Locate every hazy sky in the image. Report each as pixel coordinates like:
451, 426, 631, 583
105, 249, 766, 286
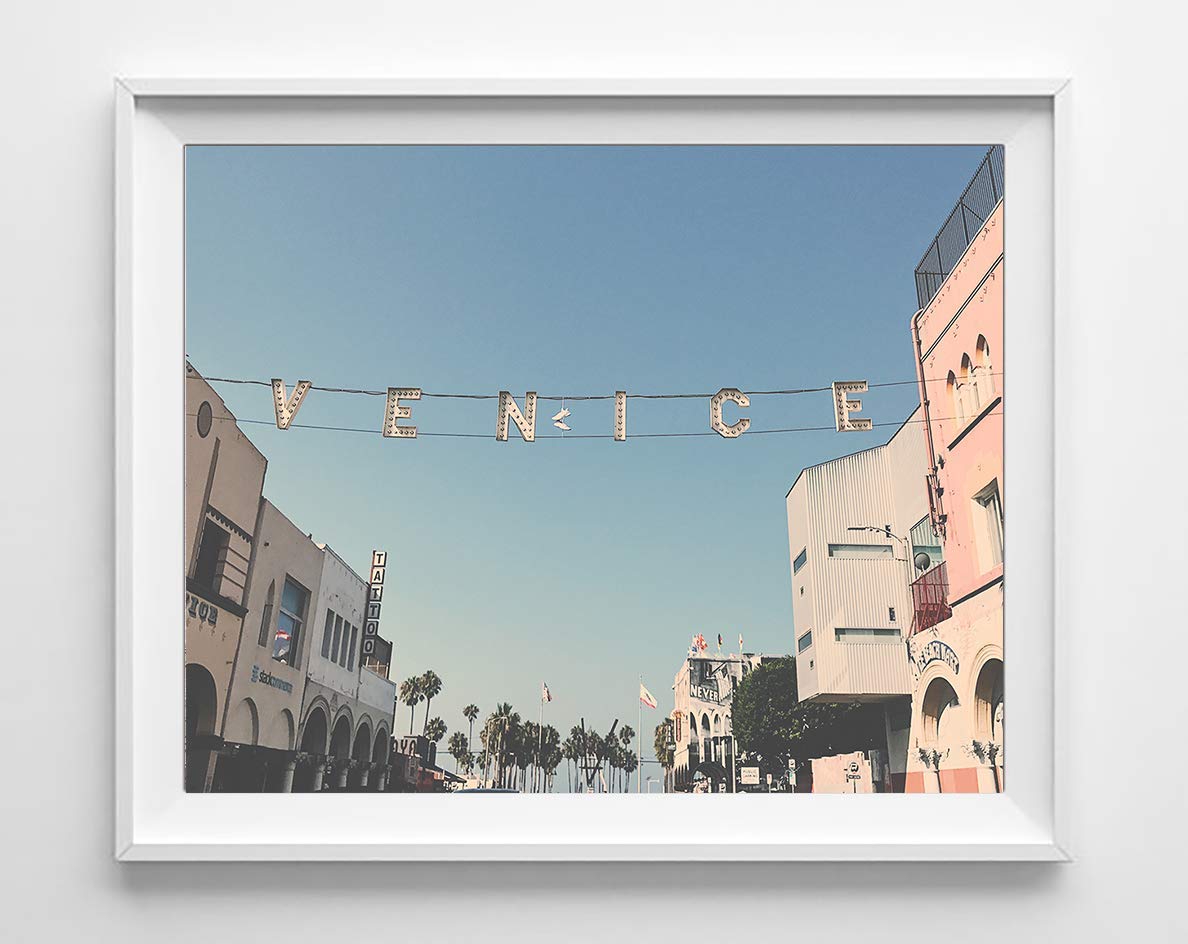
185, 143, 986, 785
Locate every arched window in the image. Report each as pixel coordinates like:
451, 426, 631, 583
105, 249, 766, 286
946, 370, 964, 426
921, 677, 959, 744
961, 352, 981, 417
974, 335, 996, 403
974, 659, 1004, 742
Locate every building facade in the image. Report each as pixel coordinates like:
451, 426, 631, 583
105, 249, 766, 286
904, 146, 1005, 793
214, 498, 325, 791
296, 544, 396, 792
184, 367, 268, 792
785, 410, 942, 791
670, 650, 769, 792
185, 363, 399, 793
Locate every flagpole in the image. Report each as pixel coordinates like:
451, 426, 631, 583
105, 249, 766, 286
637, 674, 642, 794
538, 683, 544, 795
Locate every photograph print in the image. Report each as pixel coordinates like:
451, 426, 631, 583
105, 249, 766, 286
183, 143, 1004, 795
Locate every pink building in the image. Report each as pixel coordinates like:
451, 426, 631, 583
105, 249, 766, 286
904, 147, 1005, 793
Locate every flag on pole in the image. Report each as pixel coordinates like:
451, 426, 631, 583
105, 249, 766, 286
717, 633, 723, 652
542, 682, 553, 703
639, 682, 658, 709
739, 633, 744, 653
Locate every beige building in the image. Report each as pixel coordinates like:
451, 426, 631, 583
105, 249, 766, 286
785, 409, 942, 791
184, 366, 268, 792
214, 499, 325, 791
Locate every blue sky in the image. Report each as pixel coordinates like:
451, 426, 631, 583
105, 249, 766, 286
185, 144, 986, 785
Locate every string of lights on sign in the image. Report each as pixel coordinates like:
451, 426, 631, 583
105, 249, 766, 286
191, 369, 1003, 441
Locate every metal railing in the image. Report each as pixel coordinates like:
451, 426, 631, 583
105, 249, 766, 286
910, 561, 953, 635
914, 145, 1005, 309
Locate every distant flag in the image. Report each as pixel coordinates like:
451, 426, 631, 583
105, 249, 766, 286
739, 633, 744, 654
542, 682, 553, 703
640, 682, 658, 709
717, 633, 723, 652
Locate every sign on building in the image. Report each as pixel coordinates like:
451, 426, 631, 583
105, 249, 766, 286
362, 550, 386, 659
740, 766, 760, 785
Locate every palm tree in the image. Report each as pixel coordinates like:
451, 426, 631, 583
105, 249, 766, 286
419, 670, 443, 735
483, 703, 521, 790
463, 704, 480, 752
447, 731, 469, 772
399, 676, 423, 735
425, 716, 447, 744
618, 725, 636, 792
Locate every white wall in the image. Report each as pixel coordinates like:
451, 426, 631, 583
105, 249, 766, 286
3, 2, 1185, 941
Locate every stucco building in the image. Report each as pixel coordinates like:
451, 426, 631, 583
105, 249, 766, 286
184, 366, 269, 792
904, 145, 1005, 793
670, 650, 774, 792
785, 410, 943, 791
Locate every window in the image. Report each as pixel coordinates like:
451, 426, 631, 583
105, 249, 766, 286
273, 577, 308, 667
827, 543, 893, 559
321, 609, 335, 659
797, 630, 813, 653
888, 606, 896, 623
961, 352, 981, 416
330, 614, 343, 664
947, 370, 964, 426
257, 580, 275, 647
975, 480, 1004, 568
192, 520, 230, 594
834, 627, 901, 643
793, 547, 807, 574
974, 335, 996, 403
346, 624, 358, 670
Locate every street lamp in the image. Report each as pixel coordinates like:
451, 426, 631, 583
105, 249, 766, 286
847, 524, 918, 623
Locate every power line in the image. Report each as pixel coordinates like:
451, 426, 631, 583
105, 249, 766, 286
192, 372, 1001, 401
188, 410, 1001, 440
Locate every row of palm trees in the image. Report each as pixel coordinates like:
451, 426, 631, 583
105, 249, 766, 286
397, 679, 649, 792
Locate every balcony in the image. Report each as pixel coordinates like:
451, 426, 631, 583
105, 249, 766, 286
910, 561, 953, 636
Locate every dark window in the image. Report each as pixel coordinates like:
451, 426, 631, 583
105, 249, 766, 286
257, 580, 275, 647
797, 631, 813, 653
330, 614, 343, 663
321, 609, 335, 659
196, 400, 213, 438
346, 624, 358, 670
793, 548, 807, 573
193, 520, 230, 594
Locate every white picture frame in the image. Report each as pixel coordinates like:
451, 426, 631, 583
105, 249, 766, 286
115, 78, 1069, 862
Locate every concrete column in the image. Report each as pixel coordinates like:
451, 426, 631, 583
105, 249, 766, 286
359, 766, 370, 790
335, 763, 349, 791
281, 758, 296, 793
311, 761, 325, 792
375, 769, 387, 792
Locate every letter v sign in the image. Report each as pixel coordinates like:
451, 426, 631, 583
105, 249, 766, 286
271, 378, 312, 430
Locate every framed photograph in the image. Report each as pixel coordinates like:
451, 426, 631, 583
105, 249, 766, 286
115, 78, 1067, 861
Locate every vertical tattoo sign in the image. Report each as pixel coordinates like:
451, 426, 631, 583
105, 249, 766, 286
363, 550, 386, 661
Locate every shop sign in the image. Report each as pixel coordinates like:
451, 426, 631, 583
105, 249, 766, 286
250, 664, 293, 694
740, 766, 760, 785
185, 592, 219, 626
914, 639, 959, 676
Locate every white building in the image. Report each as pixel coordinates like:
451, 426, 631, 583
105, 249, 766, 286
670, 651, 773, 792
296, 544, 396, 791
785, 409, 942, 791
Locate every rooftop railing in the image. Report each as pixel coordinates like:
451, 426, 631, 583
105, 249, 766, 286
914, 145, 1005, 309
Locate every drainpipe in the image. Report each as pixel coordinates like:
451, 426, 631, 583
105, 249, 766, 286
911, 309, 946, 540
